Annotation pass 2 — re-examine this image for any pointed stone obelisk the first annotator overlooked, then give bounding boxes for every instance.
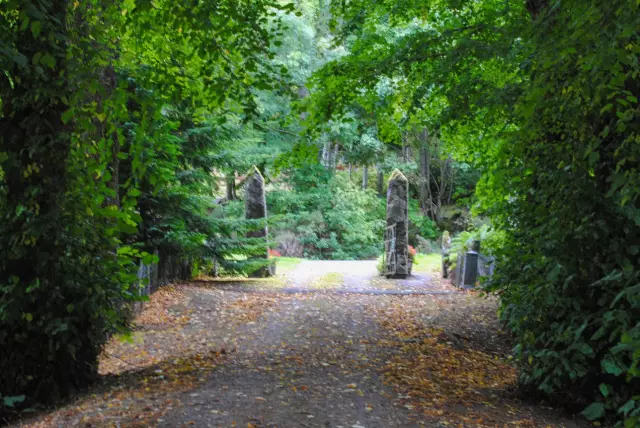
[245,166,271,277]
[385,169,409,278]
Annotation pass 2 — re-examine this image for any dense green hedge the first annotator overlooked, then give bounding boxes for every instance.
[0,0,285,416]
[481,1,640,424]
[304,0,640,424]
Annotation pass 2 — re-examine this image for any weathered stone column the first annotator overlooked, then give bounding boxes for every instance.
[441,230,452,279]
[385,169,409,278]
[245,166,271,277]
[461,240,481,288]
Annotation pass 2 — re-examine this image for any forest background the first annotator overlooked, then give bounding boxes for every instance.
[0,0,638,426]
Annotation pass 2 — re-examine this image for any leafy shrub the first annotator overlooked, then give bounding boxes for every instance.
[478,1,640,424]
[266,164,385,260]
[415,236,441,254]
[408,245,417,262]
[408,201,438,247]
[0,1,283,414]
[447,225,499,271]
[376,255,385,275]
[0,4,146,410]
[274,231,304,257]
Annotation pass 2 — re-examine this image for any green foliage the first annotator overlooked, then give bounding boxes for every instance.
[0,0,143,407]
[0,0,290,413]
[447,225,494,272]
[449,162,481,208]
[264,164,385,260]
[482,1,640,422]
[309,0,640,425]
[408,199,438,245]
[412,253,442,274]
[376,255,384,275]
[3,0,637,425]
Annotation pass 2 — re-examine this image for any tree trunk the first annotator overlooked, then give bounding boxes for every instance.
[232,172,238,200]
[441,157,453,205]
[321,140,331,168]
[331,142,340,170]
[226,172,236,201]
[376,165,384,197]
[419,129,435,220]
[526,0,549,18]
[436,157,452,217]
[419,145,430,217]
[448,166,454,205]
[430,157,447,221]
[362,165,369,190]
[402,133,412,162]
[348,163,353,181]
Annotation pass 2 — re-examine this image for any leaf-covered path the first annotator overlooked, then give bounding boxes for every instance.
[19,263,586,427]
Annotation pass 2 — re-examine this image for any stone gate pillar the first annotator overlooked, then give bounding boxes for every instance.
[245,166,271,277]
[385,169,409,278]
[441,230,452,279]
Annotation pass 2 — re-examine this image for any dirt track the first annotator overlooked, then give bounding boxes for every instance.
[15,262,587,428]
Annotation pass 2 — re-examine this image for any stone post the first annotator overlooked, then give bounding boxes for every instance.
[245,166,271,277]
[385,169,409,278]
[441,230,452,279]
[461,240,481,288]
[461,252,479,289]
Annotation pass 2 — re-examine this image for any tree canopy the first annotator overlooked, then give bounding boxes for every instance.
[305,0,640,424]
[1,0,638,425]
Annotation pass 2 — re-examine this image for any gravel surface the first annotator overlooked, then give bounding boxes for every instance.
[13,262,586,428]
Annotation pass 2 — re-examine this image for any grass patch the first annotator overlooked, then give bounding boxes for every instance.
[376,253,442,276]
[275,257,303,273]
[413,253,442,274]
[310,272,344,289]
